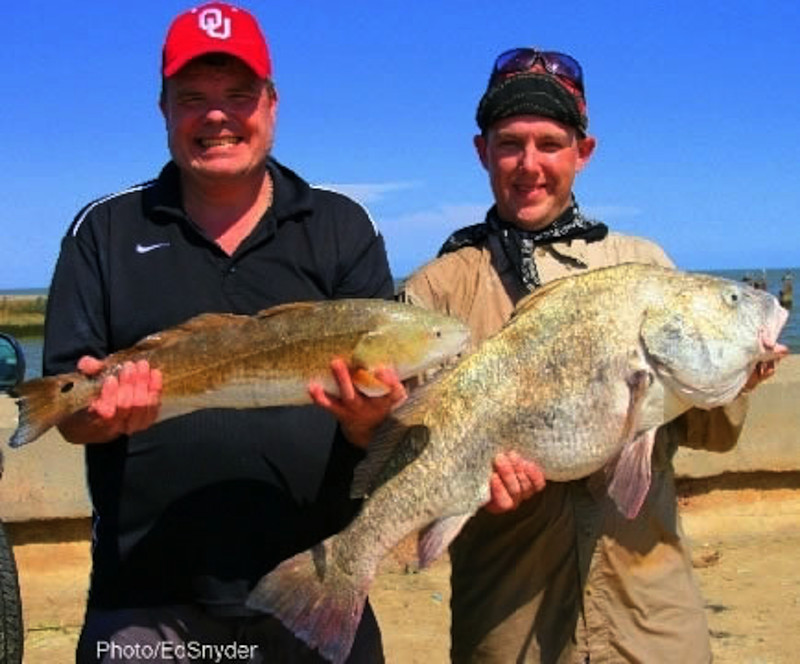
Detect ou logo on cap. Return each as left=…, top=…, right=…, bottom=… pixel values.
left=198, top=7, right=231, bottom=39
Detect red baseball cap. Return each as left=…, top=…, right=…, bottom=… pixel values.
left=162, top=2, right=272, bottom=79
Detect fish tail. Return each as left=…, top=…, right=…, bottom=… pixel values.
left=9, top=374, right=87, bottom=448
left=247, top=537, right=369, bottom=664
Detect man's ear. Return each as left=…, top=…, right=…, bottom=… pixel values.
left=474, top=133, right=489, bottom=170
left=576, top=135, right=597, bottom=172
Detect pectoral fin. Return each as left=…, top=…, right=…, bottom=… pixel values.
left=351, top=424, right=429, bottom=498
left=604, top=368, right=657, bottom=519
left=605, top=428, right=657, bottom=519
left=352, top=368, right=391, bottom=397
left=418, top=514, right=472, bottom=568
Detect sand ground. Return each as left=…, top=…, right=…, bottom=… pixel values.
left=15, top=480, right=800, bottom=663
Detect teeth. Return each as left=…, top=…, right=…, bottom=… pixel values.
left=199, top=137, right=239, bottom=148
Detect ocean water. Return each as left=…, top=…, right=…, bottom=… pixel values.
left=6, top=267, right=799, bottom=380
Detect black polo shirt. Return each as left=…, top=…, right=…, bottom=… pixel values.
left=43, top=158, right=394, bottom=613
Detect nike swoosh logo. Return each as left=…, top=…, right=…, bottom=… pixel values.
left=135, top=242, right=171, bottom=254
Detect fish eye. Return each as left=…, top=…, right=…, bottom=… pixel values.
left=724, top=289, right=740, bottom=306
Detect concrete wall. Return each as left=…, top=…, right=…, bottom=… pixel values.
left=0, top=410, right=89, bottom=522
left=0, top=356, right=798, bottom=522
left=674, top=354, right=800, bottom=478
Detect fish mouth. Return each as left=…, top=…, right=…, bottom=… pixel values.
left=432, top=327, right=471, bottom=364
left=759, top=333, right=789, bottom=361
left=758, top=306, right=790, bottom=361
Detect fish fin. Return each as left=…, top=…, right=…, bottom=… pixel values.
left=620, top=369, right=653, bottom=442
left=418, top=514, right=472, bottom=568
left=254, top=301, right=317, bottom=319
left=9, top=373, right=86, bottom=448
left=247, top=536, right=369, bottom=664
left=605, top=428, right=657, bottom=519
left=602, top=368, right=656, bottom=519
left=351, top=424, right=430, bottom=498
left=351, top=368, right=390, bottom=397
left=130, top=312, right=247, bottom=352
left=350, top=376, right=440, bottom=498
left=173, top=312, right=245, bottom=328
left=512, top=277, right=573, bottom=318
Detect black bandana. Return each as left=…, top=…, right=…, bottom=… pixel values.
left=438, top=198, right=608, bottom=292
left=476, top=73, right=588, bottom=135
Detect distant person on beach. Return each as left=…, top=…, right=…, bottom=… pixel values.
left=400, top=46, right=780, bottom=663
left=780, top=271, right=793, bottom=309
left=43, top=3, right=403, bottom=662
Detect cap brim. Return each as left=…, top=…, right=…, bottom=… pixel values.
left=163, top=45, right=269, bottom=79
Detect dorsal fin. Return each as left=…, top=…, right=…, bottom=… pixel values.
left=254, top=301, right=318, bottom=320
left=512, top=276, right=573, bottom=318
left=131, top=312, right=248, bottom=352
left=350, top=377, right=443, bottom=498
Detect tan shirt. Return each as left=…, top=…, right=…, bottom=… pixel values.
left=401, top=231, right=747, bottom=663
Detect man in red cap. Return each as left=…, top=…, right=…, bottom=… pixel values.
left=401, top=47, right=775, bottom=663
left=43, top=3, right=402, bottom=662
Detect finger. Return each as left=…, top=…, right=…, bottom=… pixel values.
left=744, top=360, right=778, bottom=393
left=493, top=453, right=522, bottom=499
left=330, top=358, right=357, bottom=402
left=309, top=381, right=335, bottom=409
left=131, top=361, right=152, bottom=408
left=148, top=369, right=164, bottom=408
left=524, top=460, right=547, bottom=493
left=485, top=473, right=514, bottom=514
left=77, top=355, right=105, bottom=376
left=514, top=456, right=546, bottom=494
left=515, top=470, right=532, bottom=497
left=93, top=375, right=120, bottom=420
left=373, top=366, right=407, bottom=406
left=116, top=362, right=136, bottom=411
left=122, top=363, right=163, bottom=435
left=507, top=451, right=531, bottom=491
left=373, top=365, right=400, bottom=389
left=309, top=381, right=355, bottom=424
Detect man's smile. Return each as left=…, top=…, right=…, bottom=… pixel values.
left=197, top=136, right=242, bottom=148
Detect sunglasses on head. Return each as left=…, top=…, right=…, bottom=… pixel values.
left=490, top=48, right=584, bottom=94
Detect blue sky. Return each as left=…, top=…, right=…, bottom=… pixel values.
left=2, top=1, right=799, bottom=289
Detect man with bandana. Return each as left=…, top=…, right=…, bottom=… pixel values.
left=400, top=48, right=774, bottom=663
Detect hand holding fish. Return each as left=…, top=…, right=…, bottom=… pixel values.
left=484, top=452, right=546, bottom=514
left=58, top=357, right=163, bottom=444
left=308, top=358, right=407, bottom=449
left=741, top=359, right=780, bottom=394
